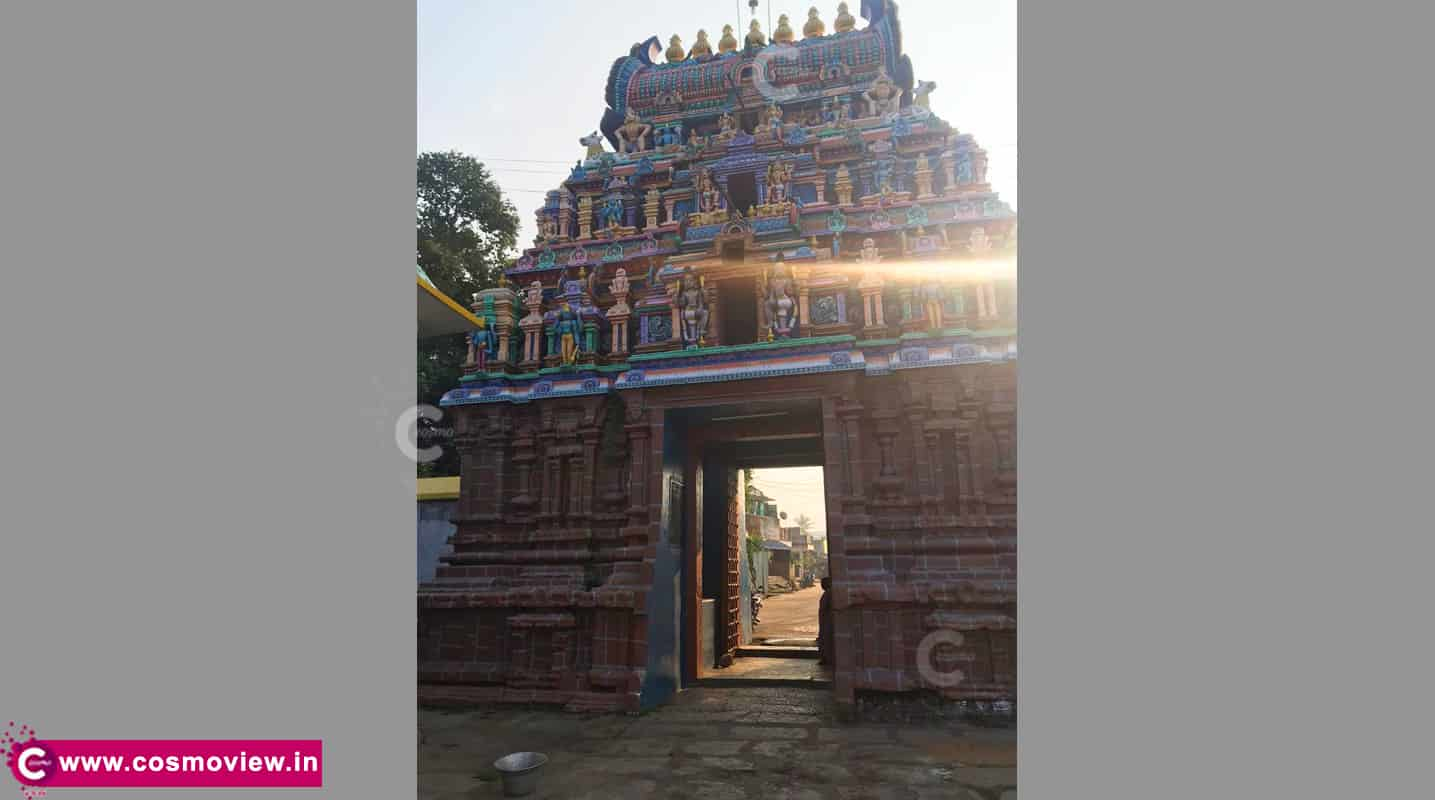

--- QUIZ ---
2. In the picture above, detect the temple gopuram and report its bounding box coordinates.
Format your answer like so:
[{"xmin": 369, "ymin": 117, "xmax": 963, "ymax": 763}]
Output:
[{"xmin": 419, "ymin": 0, "xmax": 1016, "ymax": 717}]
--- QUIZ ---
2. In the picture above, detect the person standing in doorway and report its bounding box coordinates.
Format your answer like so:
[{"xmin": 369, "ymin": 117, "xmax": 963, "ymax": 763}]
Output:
[{"xmin": 817, "ymin": 576, "xmax": 833, "ymax": 666}]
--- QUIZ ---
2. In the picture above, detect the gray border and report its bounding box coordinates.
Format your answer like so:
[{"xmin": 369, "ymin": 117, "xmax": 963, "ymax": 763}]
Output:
[
  {"xmin": 0, "ymin": 2, "xmax": 414, "ymax": 797},
  {"xmin": 1022, "ymin": 0, "xmax": 1426, "ymax": 797}
]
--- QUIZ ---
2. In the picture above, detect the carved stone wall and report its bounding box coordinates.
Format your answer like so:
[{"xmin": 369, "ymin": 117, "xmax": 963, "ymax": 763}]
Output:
[{"xmin": 418, "ymin": 360, "xmax": 1015, "ymax": 712}]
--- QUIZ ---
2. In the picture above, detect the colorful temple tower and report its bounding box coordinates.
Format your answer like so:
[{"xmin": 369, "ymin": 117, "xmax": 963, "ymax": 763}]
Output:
[{"xmin": 420, "ymin": 1, "xmax": 1016, "ymax": 716}]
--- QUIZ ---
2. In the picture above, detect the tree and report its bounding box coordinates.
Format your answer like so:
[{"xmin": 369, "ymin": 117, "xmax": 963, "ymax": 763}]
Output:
[
  {"xmin": 417, "ymin": 151, "xmax": 520, "ymax": 476},
  {"xmin": 795, "ymin": 513, "xmax": 815, "ymax": 535}
]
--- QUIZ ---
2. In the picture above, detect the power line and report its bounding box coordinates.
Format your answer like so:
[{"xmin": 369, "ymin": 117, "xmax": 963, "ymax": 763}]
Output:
[{"xmin": 488, "ymin": 166, "xmax": 572, "ymax": 175}]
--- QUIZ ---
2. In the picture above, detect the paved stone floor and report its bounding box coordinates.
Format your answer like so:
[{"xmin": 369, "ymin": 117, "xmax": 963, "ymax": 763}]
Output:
[
  {"xmin": 753, "ymin": 585, "xmax": 822, "ymax": 643},
  {"xmin": 419, "ymin": 686, "xmax": 1015, "ymax": 800},
  {"xmin": 710, "ymin": 655, "xmax": 832, "ymax": 683}
]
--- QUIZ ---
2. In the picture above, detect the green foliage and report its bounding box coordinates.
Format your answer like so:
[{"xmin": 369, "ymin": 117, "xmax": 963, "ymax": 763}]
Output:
[
  {"xmin": 417, "ymin": 151, "xmax": 520, "ymax": 477},
  {"xmin": 417, "ymin": 150, "xmax": 519, "ymax": 303},
  {"xmin": 795, "ymin": 513, "xmax": 814, "ymax": 534}
]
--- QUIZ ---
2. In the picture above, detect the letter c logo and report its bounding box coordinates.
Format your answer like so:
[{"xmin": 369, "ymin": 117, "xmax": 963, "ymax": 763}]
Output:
[{"xmin": 17, "ymin": 745, "xmax": 49, "ymax": 781}]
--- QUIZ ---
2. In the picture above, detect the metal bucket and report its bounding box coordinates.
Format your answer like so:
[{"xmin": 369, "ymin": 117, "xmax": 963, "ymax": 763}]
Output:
[{"xmin": 493, "ymin": 751, "xmax": 548, "ymax": 797}]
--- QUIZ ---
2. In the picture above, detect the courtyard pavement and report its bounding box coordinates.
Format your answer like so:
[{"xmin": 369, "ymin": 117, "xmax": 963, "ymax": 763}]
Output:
[{"xmin": 419, "ymin": 686, "xmax": 1016, "ymax": 800}]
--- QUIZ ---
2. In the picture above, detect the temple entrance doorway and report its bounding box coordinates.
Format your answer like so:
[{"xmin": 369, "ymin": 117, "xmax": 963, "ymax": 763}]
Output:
[{"xmin": 670, "ymin": 398, "xmax": 833, "ymax": 688}]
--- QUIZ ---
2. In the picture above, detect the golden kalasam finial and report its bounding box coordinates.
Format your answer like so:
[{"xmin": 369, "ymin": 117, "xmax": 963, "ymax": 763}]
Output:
[
  {"xmin": 666, "ymin": 34, "xmax": 686, "ymax": 63},
  {"xmin": 690, "ymin": 29, "xmax": 713, "ymax": 58},
  {"xmin": 746, "ymin": 19, "xmax": 766, "ymax": 48},
  {"xmin": 774, "ymin": 14, "xmax": 795, "ymax": 43},
  {"xmin": 835, "ymin": 2, "xmax": 857, "ymax": 33},
  {"xmin": 719, "ymin": 24, "xmax": 738, "ymax": 54},
  {"xmin": 804, "ymin": 7, "xmax": 825, "ymax": 38}
]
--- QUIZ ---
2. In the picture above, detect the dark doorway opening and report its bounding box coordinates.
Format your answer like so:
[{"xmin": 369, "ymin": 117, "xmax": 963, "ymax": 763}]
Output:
[
  {"xmin": 672, "ymin": 399, "xmax": 833, "ymax": 688},
  {"xmin": 727, "ymin": 171, "xmax": 757, "ymax": 217},
  {"xmin": 717, "ymin": 277, "xmax": 759, "ymax": 346}
]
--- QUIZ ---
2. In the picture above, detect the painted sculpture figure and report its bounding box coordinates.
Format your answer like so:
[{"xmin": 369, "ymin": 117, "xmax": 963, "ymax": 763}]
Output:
[
  {"xmin": 863, "ymin": 67, "xmax": 903, "ymax": 118},
  {"xmin": 676, "ymin": 268, "xmax": 708, "ymax": 348},
  {"xmin": 715, "ymin": 110, "xmax": 739, "ymax": 143},
  {"xmin": 615, "ymin": 108, "xmax": 652, "ymax": 153},
  {"xmin": 606, "ymin": 267, "xmax": 632, "ymax": 355},
  {"xmin": 763, "ymin": 101, "xmax": 784, "ymax": 137},
  {"xmin": 580, "ymin": 130, "xmax": 604, "ymax": 159},
  {"xmin": 834, "ymin": 1, "xmax": 857, "ymax": 32},
  {"xmin": 695, "ymin": 167, "xmax": 724, "ymax": 222},
  {"xmin": 467, "ymin": 317, "xmax": 497, "ymax": 371},
  {"xmin": 921, "ymin": 278, "xmax": 945, "ymax": 331},
  {"xmin": 765, "ymin": 256, "xmax": 799, "ymax": 339},
  {"xmin": 856, "ymin": 238, "xmax": 887, "ymax": 330},
  {"xmin": 537, "ymin": 213, "xmax": 558, "ymax": 242},
  {"xmin": 600, "ymin": 195, "xmax": 624, "ymax": 230},
  {"xmin": 766, "ymin": 159, "xmax": 791, "ymax": 205},
  {"xmin": 913, "ymin": 80, "xmax": 937, "ymax": 110},
  {"xmin": 556, "ymin": 302, "xmax": 583, "ymax": 364}
]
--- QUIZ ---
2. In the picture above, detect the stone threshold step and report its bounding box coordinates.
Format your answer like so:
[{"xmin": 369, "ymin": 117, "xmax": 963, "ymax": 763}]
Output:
[
  {"xmin": 695, "ymin": 676, "xmax": 834, "ymax": 688},
  {"xmin": 736, "ymin": 645, "xmax": 820, "ymax": 659}
]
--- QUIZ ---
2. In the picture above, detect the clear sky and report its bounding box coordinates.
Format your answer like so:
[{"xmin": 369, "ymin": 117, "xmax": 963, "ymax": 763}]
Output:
[
  {"xmin": 749, "ymin": 466, "xmax": 828, "ymax": 536},
  {"xmin": 418, "ymin": 0, "xmax": 1016, "ymax": 247}
]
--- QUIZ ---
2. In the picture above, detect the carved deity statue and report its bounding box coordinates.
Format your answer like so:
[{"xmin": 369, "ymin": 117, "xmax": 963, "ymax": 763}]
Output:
[
  {"xmin": 715, "ymin": 110, "xmax": 739, "ymax": 142},
  {"xmin": 537, "ymin": 213, "xmax": 558, "ymax": 242},
  {"xmin": 468, "ymin": 317, "xmax": 497, "ymax": 371},
  {"xmin": 858, "ymin": 237, "xmax": 882, "ymax": 276},
  {"xmin": 765, "ymin": 256, "xmax": 799, "ymax": 339},
  {"xmin": 718, "ymin": 24, "xmax": 738, "ymax": 54},
  {"xmin": 803, "ymin": 7, "xmax": 825, "ymax": 38},
  {"xmin": 608, "ymin": 268, "xmax": 630, "ymax": 312},
  {"xmin": 913, "ymin": 80, "xmax": 937, "ymax": 110},
  {"xmin": 696, "ymin": 168, "xmax": 723, "ymax": 215},
  {"xmin": 835, "ymin": 2, "xmax": 857, "ymax": 33},
  {"xmin": 690, "ymin": 29, "xmax": 713, "ymax": 58},
  {"xmin": 555, "ymin": 302, "xmax": 583, "ymax": 364},
  {"xmin": 746, "ymin": 20, "xmax": 766, "ymax": 49},
  {"xmin": 579, "ymin": 130, "xmax": 605, "ymax": 159},
  {"xmin": 766, "ymin": 159, "xmax": 791, "ymax": 205},
  {"xmin": 920, "ymin": 279, "xmax": 945, "ymax": 332},
  {"xmin": 676, "ymin": 268, "xmax": 708, "ymax": 348},
  {"xmin": 615, "ymin": 108, "xmax": 652, "ymax": 153},
  {"xmin": 599, "ymin": 195, "xmax": 624, "ymax": 230},
  {"xmin": 524, "ymin": 280, "xmax": 544, "ymax": 311},
  {"xmin": 763, "ymin": 101, "xmax": 784, "ymax": 137},
  {"xmin": 857, "ymin": 237, "xmax": 885, "ymax": 328},
  {"xmin": 863, "ymin": 67, "xmax": 903, "ymax": 118}
]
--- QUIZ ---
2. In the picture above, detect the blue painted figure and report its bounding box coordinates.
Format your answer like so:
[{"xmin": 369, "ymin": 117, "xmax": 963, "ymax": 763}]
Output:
[
  {"xmin": 600, "ymin": 196, "xmax": 624, "ymax": 230},
  {"xmin": 556, "ymin": 302, "xmax": 583, "ymax": 364},
  {"xmin": 469, "ymin": 318, "xmax": 497, "ymax": 371}
]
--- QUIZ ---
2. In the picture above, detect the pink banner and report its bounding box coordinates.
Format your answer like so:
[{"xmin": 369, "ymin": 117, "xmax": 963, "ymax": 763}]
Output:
[{"xmin": 7, "ymin": 740, "xmax": 322, "ymax": 788}]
